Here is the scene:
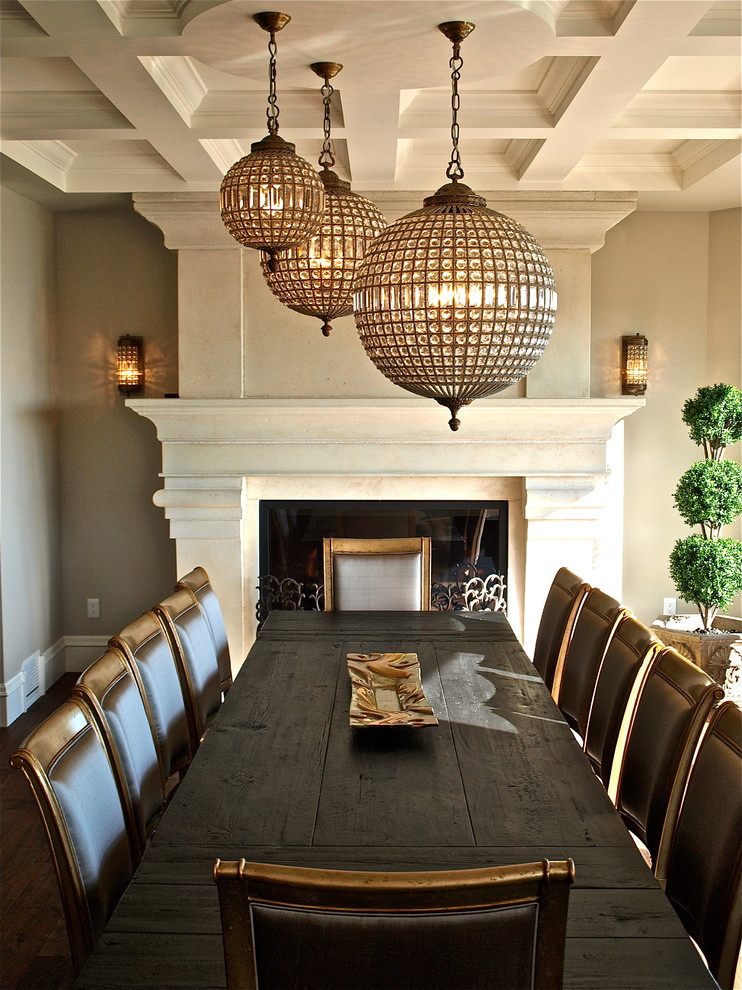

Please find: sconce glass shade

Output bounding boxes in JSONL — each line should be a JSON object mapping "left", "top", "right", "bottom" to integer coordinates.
{"left": 353, "top": 180, "right": 557, "bottom": 430}
{"left": 260, "top": 167, "right": 386, "bottom": 336}
{"left": 622, "top": 334, "right": 648, "bottom": 395}
{"left": 220, "top": 133, "right": 326, "bottom": 261}
{"left": 117, "top": 335, "right": 143, "bottom": 394}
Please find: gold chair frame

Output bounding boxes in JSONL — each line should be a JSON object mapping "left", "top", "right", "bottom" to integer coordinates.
{"left": 176, "top": 565, "right": 233, "bottom": 694}
{"left": 155, "top": 587, "right": 222, "bottom": 742}
{"left": 72, "top": 647, "right": 167, "bottom": 858}
{"left": 322, "top": 536, "right": 432, "bottom": 611}
{"left": 609, "top": 645, "right": 724, "bottom": 880}
{"left": 213, "top": 858, "right": 575, "bottom": 990}
{"left": 110, "top": 609, "right": 197, "bottom": 780}
{"left": 532, "top": 567, "right": 590, "bottom": 692}
{"left": 10, "top": 697, "right": 135, "bottom": 976}
{"left": 663, "top": 700, "right": 742, "bottom": 990}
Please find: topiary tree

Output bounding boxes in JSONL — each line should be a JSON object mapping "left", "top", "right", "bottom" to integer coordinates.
{"left": 669, "top": 384, "right": 742, "bottom": 630}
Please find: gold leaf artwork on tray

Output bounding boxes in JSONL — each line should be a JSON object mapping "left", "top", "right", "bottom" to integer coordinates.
{"left": 347, "top": 653, "right": 439, "bottom": 727}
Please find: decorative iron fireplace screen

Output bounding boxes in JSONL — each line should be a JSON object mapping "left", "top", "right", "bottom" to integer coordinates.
{"left": 257, "top": 500, "right": 507, "bottom": 622}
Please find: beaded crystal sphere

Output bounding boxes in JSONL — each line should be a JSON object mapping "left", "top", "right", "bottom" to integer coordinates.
{"left": 261, "top": 167, "right": 386, "bottom": 336}
{"left": 353, "top": 180, "right": 557, "bottom": 430}
{"left": 220, "top": 133, "right": 325, "bottom": 265}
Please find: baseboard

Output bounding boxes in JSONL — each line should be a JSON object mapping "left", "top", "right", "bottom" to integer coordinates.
{"left": 64, "top": 636, "right": 110, "bottom": 672}
{"left": 0, "top": 636, "right": 109, "bottom": 727}
{"left": 0, "top": 670, "right": 26, "bottom": 727}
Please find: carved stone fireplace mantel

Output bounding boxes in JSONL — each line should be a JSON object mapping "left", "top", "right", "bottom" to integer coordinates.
{"left": 129, "top": 396, "right": 643, "bottom": 670}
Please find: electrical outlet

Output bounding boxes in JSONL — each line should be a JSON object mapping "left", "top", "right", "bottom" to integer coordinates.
{"left": 87, "top": 598, "right": 101, "bottom": 619}
{"left": 663, "top": 597, "right": 677, "bottom": 616}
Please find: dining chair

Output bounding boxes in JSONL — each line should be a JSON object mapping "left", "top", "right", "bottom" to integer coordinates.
{"left": 322, "top": 536, "right": 432, "bottom": 611}
{"left": 531, "top": 567, "right": 590, "bottom": 691}
{"left": 213, "top": 858, "right": 575, "bottom": 990}
{"left": 552, "top": 587, "right": 630, "bottom": 738}
{"left": 176, "top": 565, "right": 233, "bottom": 694}
{"left": 72, "top": 647, "right": 167, "bottom": 857}
{"left": 155, "top": 587, "right": 222, "bottom": 742}
{"left": 109, "top": 609, "right": 196, "bottom": 783}
{"left": 582, "top": 614, "right": 662, "bottom": 787}
{"left": 663, "top": 701, "right": 742, "bottom": 990}
{"left": 10, "top": 697, "right": 136, "bottom": 976}
{"left": 608, "top": 645, "right": 724, "bottom": 878}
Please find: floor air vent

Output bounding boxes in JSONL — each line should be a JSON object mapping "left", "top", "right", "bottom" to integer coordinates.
{"left": 22, "top": 653, "right": 41, "bottom": 706}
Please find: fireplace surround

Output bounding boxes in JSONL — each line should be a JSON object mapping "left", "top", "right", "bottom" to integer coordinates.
{"left": 128, "top": 396, "right": 642, "bottom": 670}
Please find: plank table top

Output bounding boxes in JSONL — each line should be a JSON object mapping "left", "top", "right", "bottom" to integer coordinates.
{"left": 76, "top": 610, "right": 717, "bottom": 989}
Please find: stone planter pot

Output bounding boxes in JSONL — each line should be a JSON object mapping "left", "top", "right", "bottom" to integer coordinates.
{"left": 650, "top": 614, "right": 742, "bottom": 705}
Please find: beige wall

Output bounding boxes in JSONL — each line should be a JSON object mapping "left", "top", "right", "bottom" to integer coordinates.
{"left": 55, "top": 209, "right": 179, "bottom": 649}
{"left": 592, "top": 209, "right": 741, "bottom": 624}
{"left": 0, "top": 187, "right": 63, "bottom": 718}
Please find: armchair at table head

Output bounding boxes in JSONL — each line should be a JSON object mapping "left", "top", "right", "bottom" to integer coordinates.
{"left": 73, "top": 647, "right": 167, "bottom": 858}
{"left": 176, "top": 565, "right": 233, "bottom": 695}
{"left": 213, "top": 858, "right": 576, "bottom": 990}
{"left": 322, "top": 537, "right": 432, "bottom": 611}
{"left": 9, "top": 697, "right": 136, "bottom": 976}
{"left": 663, "top": 700, "right": 742, "bottom": 990}
{"left": 531, "top": 567, "right": 590, "bottom": 692}
{"left": 109, "top": 608, "right": 196, "bottom": 782}
{"left": 155, "top": 587, "right": 223, "bottom": 742}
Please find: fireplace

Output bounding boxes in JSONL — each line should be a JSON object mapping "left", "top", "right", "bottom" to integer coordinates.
{"left": 129, "top": 396, "right": 642, "bottom": 672}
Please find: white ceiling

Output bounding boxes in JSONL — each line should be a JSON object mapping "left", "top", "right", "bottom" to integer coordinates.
{"left": 1, "top": 0, "right": 740, "bottom": 212}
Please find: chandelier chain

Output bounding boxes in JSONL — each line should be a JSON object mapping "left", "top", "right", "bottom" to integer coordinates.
{"left": 446, "top": 41, "right": 464, "bottom": 181}
{"left": 319, "top": 78, "right": 335, "bottom": 168}
{"left": 266, "top": 30, "right": 280, "bottom": 135}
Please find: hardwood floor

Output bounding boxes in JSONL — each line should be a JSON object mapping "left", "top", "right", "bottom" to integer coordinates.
{"left": 1, "top": 673, "right": 78, "bottom": 990}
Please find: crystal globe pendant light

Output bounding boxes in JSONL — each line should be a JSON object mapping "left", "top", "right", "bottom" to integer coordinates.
{"left": 353, "top": 21, "right": 557, "bottom": 431}
{"left": 260, "top": 62, "right": 387, "bottom": 336}
{"left": 219, "top": 12, "right": 325, "bottom": 270}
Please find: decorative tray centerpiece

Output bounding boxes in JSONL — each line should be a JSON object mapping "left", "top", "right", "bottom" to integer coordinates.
{"left": 346, "top": 653, "right": 439, "bottom": 727}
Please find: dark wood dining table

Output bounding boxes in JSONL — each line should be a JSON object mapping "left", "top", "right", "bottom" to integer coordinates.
{"left": 76, "top": 610, "right": 718, "bottom": 989}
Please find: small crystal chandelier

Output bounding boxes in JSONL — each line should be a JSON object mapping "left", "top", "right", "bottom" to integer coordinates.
{"left": 353, "top": 21, "right": 557, "bottom": 431}
{"left": 260, "top": 62, "right": 387, "bottom": 336}
{"left": 219, "top": 12, "right": 325, "bottom": 269}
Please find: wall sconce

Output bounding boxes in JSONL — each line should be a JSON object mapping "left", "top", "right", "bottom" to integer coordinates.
{"left": 622, "top": 334, "right": 648, "bottom": 395}
{"left": 117, "top": 335, "right": 144, "bottom": 394}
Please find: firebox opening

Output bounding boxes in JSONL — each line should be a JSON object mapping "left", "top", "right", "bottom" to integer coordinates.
{"left": 258, "top": 500, "right": 508, "bottom": 612}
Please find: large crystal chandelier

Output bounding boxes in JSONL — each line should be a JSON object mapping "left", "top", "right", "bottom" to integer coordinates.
{"left": 353, "top": 22, "right": 557, "bottom": 431}
{"left": 260, "top": 62, "right": 386, "bottom": 336}
{"left": 219, "top": 12, "right": 325, "bottom": 269}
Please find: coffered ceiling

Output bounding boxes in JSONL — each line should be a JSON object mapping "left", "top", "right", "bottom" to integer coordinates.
{"left": 1, "top": 0, "right": 740, "bottom": 212}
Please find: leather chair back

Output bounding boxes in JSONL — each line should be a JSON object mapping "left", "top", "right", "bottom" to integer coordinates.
{"left": 611, "top": 646, "right": 724, "bottom": 877}
{"left": 155, "top": 588, "right": 222, "bottom": 741}
{"left": 176, "top": 566, "right": 233, "bottom": 694}
{"left": 323, "top": 537, "right": 432, "bottom": 611}
{"left": 110, "top": 610, "right": 194, "bottom": 780}
{"left": 531, "top": 568, "right": 590, "bottom": 690}
{"left": 608, "top": 647, "right": 728, "bottom": 877}
{"left": 214, "top": 859, "right": 575, "bottom": 990}
{"left": 583, "top": 614, "right": 661, "bottom": 786}
{"left": 553, "top": 588, "right": 628, "bottom": 736}
{"left": 73, "top": 648, "right": 166, "bottom": 855}
{"left": 10, "top": 697, "right": 135, "bottom": 975}
{"left": 664, "top": 701, "right": 742, "bottom": 990}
